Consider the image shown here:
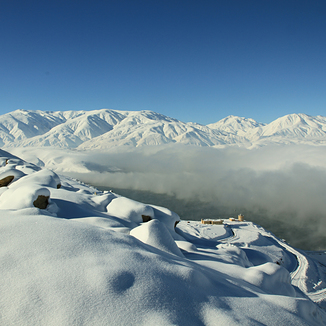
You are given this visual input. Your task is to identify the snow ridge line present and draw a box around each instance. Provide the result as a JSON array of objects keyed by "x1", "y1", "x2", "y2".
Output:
[
  {"x1": 1, "y1": 110, "x2": 326, "y2": 149},
  {"x1": 251, "y1": 222, "x2": 326, "y2": 303}
]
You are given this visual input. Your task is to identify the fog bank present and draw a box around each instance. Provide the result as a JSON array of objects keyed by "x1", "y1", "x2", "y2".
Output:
[{"x1": 10, "y1": 144, "x2": 326, "y2": 249}]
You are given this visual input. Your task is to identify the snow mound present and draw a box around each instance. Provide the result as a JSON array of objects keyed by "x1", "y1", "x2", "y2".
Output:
[
  {"x1": 106, "y1": 196, "x2": 180, "y2": 233},
  {"x1": 243, "y1": 262, "x2": 296, "y2": 296},
  {"x1": 0, "y1": 185, "x2": 50, "y2": 210},
  {"x1": 106, "y1": 196, "x2": 155, "y2": 225},
  {"x1": 130, "y1": 219, "x2": 183, "y2": 257}
]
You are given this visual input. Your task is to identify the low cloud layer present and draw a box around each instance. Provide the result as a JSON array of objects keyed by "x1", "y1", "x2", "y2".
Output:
[{"x1": 11, "y1": 144, "x2": 326, "y2": 250}]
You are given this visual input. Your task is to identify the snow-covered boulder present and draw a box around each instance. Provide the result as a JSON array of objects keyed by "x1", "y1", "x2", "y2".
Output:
[
  {"x1": 0, "y1": 184, "x2": 50, "y2": 210},
  {"x1": 7, "y1": 168, "x2": 61, "y2": 190},
  {"x1": 0, "y1": 163, "x2": 26, "y2": 186},
  {"x1": 106, "y1": 196, "x2": 155, "y2": 225},
  {"x1": 106, "y1": 196, "x2": 180, "y2": 233},
  {"x1": 0, "y1": 185, "x2": 50, "y2": 209}
]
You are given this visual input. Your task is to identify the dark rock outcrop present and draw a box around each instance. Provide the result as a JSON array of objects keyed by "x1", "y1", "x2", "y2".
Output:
[
  {"x1": 0, "y1": 175, "x2": 14, "y2": 187},
  {"x1": 33, "y1": 195, "x2": 49, "y2": 209},
  {"x1": 142, "y1": 215, "x2": 152, "y2": 222}
]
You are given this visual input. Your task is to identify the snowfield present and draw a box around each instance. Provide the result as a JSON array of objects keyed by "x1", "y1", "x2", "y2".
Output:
[{"x1": 1, "y1": 149, "x2": 326, "y2": 325}]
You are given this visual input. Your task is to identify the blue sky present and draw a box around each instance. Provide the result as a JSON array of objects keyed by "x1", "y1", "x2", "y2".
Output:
[{"x1": 1, "y1": 0, "x2": 325, "y2": 125}]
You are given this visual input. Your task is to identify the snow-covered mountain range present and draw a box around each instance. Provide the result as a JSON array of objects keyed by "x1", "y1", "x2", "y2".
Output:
[{"x1": 1, "y1": 109, "x2": 326, "y2": 149}]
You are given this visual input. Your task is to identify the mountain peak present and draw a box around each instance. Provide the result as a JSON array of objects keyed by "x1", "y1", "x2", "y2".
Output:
[{"x1": 0, "y1": 109, "x2": 325, "y2": 149}]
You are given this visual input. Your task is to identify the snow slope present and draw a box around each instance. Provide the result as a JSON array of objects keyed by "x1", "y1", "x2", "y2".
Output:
[
  {"x1": 1, "y1": 149, "x2": 326, "y2": 325},
  {"x1": 1, "y1": 109, "x2": 326, "y2": 149}
]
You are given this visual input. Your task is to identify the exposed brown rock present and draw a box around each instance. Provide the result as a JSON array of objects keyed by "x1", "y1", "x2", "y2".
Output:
[
  {"x1": 0, "y1": 175, "x2": 14, "y2": 187},
  {"x1": 33, "y1": 195, "x2": 49, "y2": 209},
  {"x1": 142, "y1": 215, "x2": 152, "y2": 222},
  {"x1": 57, "y1": 183, "x2": 61, "y2": 189}
]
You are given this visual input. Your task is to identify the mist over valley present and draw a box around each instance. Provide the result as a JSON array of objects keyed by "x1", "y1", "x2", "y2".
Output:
[{"x1": 3, "y1": 109, "x2": 326, "y2": 250}]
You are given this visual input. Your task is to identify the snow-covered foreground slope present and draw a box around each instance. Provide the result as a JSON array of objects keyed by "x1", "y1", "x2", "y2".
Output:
[
  {"x1": 1, "y1": 150, "x2": 326, "y2": 325},
  {"x1": 1, "y1": 109, "x2": 326, "y2": 149}
]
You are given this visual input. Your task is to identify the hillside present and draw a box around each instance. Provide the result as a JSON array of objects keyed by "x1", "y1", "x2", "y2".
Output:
[{"x1": 0, "y1": 149, "x2": 326, "y2": 325}]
